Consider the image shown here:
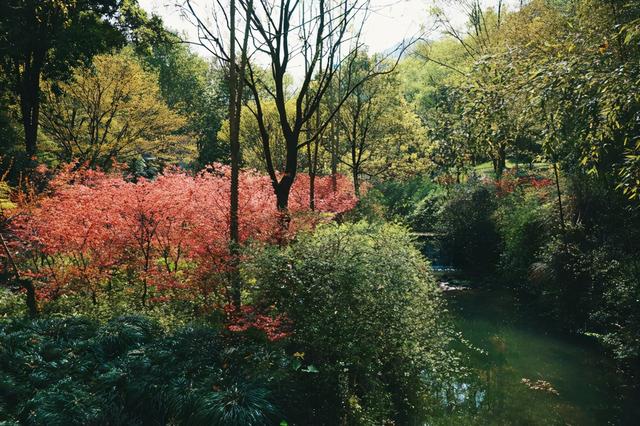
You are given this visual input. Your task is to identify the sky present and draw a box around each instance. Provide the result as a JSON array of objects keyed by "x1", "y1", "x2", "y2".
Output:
[
  {"x1": 138, "y1": 0, "x2": 449, "y2": 56},
  {"x1": 137, "y1": 0, "x2": 486, "y2": 83}
]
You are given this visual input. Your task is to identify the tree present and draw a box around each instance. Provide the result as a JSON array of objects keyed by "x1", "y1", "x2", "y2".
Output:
[
  {"x1": 462, "y1": 56, "x2": 517, "y2": 178},
  {"x1": 424, "y1": 86, "x2": 473, "y2": 182},
  {"x1": 218, "y1": 101, "x2": 299, "y2": 172},
  {"x1": 181, "y1": 0, "x2": 410, "y2": 218},
  {"x1": 334, "y1": 55, "x2": 427, "y2": 194},
  {"x1": 430, "y1": 0, "x2": 507, "y2": 61},
  {"x1": 226, "y1": 0, "x2": 254, "y2": 307},
  {"x1": 40, "y1": 50, "x2": 188, "y2": 168},
  {"x1": 400, "y1": 38, "x2": 470, "y2": 116},
  {"x1": 0, "y1": 0, "x2": 162, "y2": 160},
  {"x1": 141, "y1": 39, "x2": 228, "y2": 167}
]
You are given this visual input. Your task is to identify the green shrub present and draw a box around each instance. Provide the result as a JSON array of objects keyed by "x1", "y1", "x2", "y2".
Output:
[
  {"x1": 407, "y1": 188, "x2": 446, "y2": 233},
  {"x1": 344, "y1": 187, "x2": 388, "y2": 223},
  {"x1": 0, "y1": 288, "x2": 26, "y2": 318},
  {"x1": 0, "y1": 316, "x2": 290, "y2": 425},
  {"x1": 247, "y1": 222, "x2": 459, "y2": 424},
  {"x1": 436, "y1": 184, "x2": 500, "y2": 276},
  {"x1": 494, "y1": 187, "x2": 553, "y2": 285},
  {"x1": 597, "y1": 264, "x2": 640, "y2": 365},
  {"x1": 377, "y1": 177, "x2": 438, "y2": 220}
]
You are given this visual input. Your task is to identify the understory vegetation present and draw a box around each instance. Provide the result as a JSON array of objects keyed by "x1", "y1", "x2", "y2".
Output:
[{"x1": 0, "y1": 223, "x2": 458, "y2": 425}]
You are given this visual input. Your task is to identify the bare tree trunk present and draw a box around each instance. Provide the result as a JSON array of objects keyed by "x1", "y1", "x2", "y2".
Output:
[
  {"x1": 305, "y1": 101, "x2": 316, "y2": 210},
  {"x1": 331, "y1": 120, "x2": 339, "y2": 192},
  {"x1": 553, "y1": 161, "x2": 565, "y2": 232},
  {"x1": 310, "y1": 136, "x2": 319, "y2": 210},
  {"x1": 308, "y1": 107, "x2": 321, "y2": 210},
  {"x1": 275, "y1": 177, "x2": 293, "y2": 236},
  {"x1": 228, "y1": 0, "x2": 241, "y2": 309},
  {"x1": 1, "y1": 232, "x2": 37, "y2": 317},
  {"x1": 352, "y1": 167, "x2": 360, "y2": 197},
  {"x1": 492, "y1": 143, "x2": 506, "y2": 179},
  {"x1": 19, "y1": 55, "x2": 43, "y2": 159},
  {"x1": 228, "y1": 0, "x2": 253, "y2": 308}
]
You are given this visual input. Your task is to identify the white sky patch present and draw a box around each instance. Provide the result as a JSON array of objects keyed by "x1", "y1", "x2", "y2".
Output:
[
  {"x1": 137, "y1": 0, "x2": 510, "y2": 82},
  {"x1": 138, "y1": 0, "x2": 467, "y2": 55}
]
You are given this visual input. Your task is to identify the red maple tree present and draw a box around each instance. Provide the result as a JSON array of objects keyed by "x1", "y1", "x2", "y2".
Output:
[{"x1": 9, "y1": 164, "x2": 357, "y2": 313}]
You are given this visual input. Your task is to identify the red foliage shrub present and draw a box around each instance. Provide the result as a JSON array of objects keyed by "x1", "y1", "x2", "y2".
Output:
[
  {"x1": 10, "y1": 164, "x2": 357, "y2": 306},
  {"x1": 493, "y1": 170, "x2": 555, "y2": 196},
  {"x1": 224, "y1": 304, "x2": 292, "y2": 341}
]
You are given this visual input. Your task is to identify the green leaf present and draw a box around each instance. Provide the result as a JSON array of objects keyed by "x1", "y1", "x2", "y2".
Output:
[{"x1": 301, "y1": 365, "x2": 319, "y2": 374}]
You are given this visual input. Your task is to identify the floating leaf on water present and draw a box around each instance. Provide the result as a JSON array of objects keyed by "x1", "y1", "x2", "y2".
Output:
[{"x1": 521, "y1": 378, "x2": 560, "y2": 396}]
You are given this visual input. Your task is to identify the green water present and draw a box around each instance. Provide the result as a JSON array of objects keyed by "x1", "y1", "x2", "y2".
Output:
[{"x1": 429, "y1": 288, "x2": 640, "y2": 425}]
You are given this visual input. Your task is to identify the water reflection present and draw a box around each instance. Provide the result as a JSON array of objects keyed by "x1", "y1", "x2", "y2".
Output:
[{"x1": 420, "y1": 289, "x2": 640, "y2": 425}]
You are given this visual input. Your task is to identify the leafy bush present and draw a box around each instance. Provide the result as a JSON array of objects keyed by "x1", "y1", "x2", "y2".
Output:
[
  {"x1": 0, "y1": 316, "x2": 291, "y2": 425},
  {"x1": 494, "y1": 186, "x2": 553, "y2": 285},
  {"x1": 0, "y1": 288, "x2": 25, "y2": 318},
  {"x1": 537, "y1": 225, "x2": 640, "y2": 365},
  {"x1": 247, "y1": 222, "x2": 459, "y2": 424},
  {"x1": 407, "y1": 188, "x2": 446, "y2": 233},
  {"x1": 436, "y1": 184, "x2": 500, "y2": 276},
  {"x1": 377, "y1": 177, "x2": 438, "y2": 220},
  {"x1": 343, "y1": 187, "x2": 388, "y2": 223}
]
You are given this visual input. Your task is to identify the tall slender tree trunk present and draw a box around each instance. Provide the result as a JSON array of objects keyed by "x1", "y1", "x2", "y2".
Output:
[
  {"x1": 19, "y1": 57, "x2": 43, "y2": 159},
  {"x1": 307, "y1": 108, "x2": 321, "y2": 210},
  {"x1": 228, "y1": 0, "x2": 253, "y2": 308},
  {"x1": 553, "y1": 161, "x2": 565, "y2": 232},
  {"x1": 228, "y1": 0, "x2": 241, "y2": 308},
  {"x1": 352, "y1": 167, "x2": 360, "y2": 197},
  {"x1": 306, "y1": 119, "x2": 314, "y2": 210},
  {"x1": 310, "y1": 138, "x2": 318, "y2": 210},
  {"x1": 331, "y1": 122, "x2": 338, "y2": 191}
]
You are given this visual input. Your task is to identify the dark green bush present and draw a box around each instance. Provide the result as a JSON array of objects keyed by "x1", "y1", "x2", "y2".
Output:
[
  {"x1": 343, "y1": 187, "x2": 388, "y2": 223},
  {"x1": 247, "y1": 222, "x2": 460, "y2": 424},
  {"x1": 436, "y1": 184, "x2": 500, "y2": 276},
  {"x1": 377, "y1": 177, "x2": 439, "y2": 220},
  {"x1": 0, "y1": 316, "x2": 290, "y2": 425},
  {"x1": 407, "y1": 189, "x2": 446, "y2": 233},
  {"x1": 494, "y1": 187, "x2": 553, "y2": 285}
]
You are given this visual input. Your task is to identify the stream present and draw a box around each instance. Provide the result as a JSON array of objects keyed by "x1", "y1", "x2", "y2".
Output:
[{"x1": 426, "y1": 285, "x2": 640, "y2": 425}]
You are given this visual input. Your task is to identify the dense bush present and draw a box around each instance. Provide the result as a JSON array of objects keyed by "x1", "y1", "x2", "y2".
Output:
[
  {"x1": 435, "y1": 183, "x2": 500, "y2": 276},
  {"x1": 407, "y1": 189, "x2": 446, "y2": 233},
  {"x1": 5, "y1": 164, "x2": 357, "y2": 312},
  {"x1": 247, "y1": 222, "x2": 460, "y2": 424},
  {"x1": 0, "y1": 315, "x2": 294, "y2": 425},
  {"x1": 535, "y1": 216, "x2": 640, "y2": 372},
  {"x1": 494, "y1": 185, "x2": 553, "y2": 286},
  {"x1": 342, "y1": 187, "x2": 388, "y2": 223},
  {"x1": 0, "y1": 222, "x2": 463, "y2": 425},
  {"x1": 376, "y1": 177, "x2": 439, "y2": 220}
]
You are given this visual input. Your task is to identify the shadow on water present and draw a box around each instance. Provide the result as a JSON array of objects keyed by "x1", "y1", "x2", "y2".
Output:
[
  {"x1": 415, "y1": 235, "x2": 640, "y2": 425},
  {"x1": 426, "y1": 289, "x2": 640, "y2": 425}
]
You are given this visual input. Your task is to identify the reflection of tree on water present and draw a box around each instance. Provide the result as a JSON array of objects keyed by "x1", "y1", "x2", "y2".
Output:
[
  {"x1": 419, "y1": 286, "x2": 640, "y2": 425},
  {"x1": 433, "y1": 334, "x2": 509, "y2": 414},
  {"x1": 416, "y1": 231, "x2": 639, "y2": 424},
  {"x1": 485, "y1": 334, "x2": 509, "y2": 413}
]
